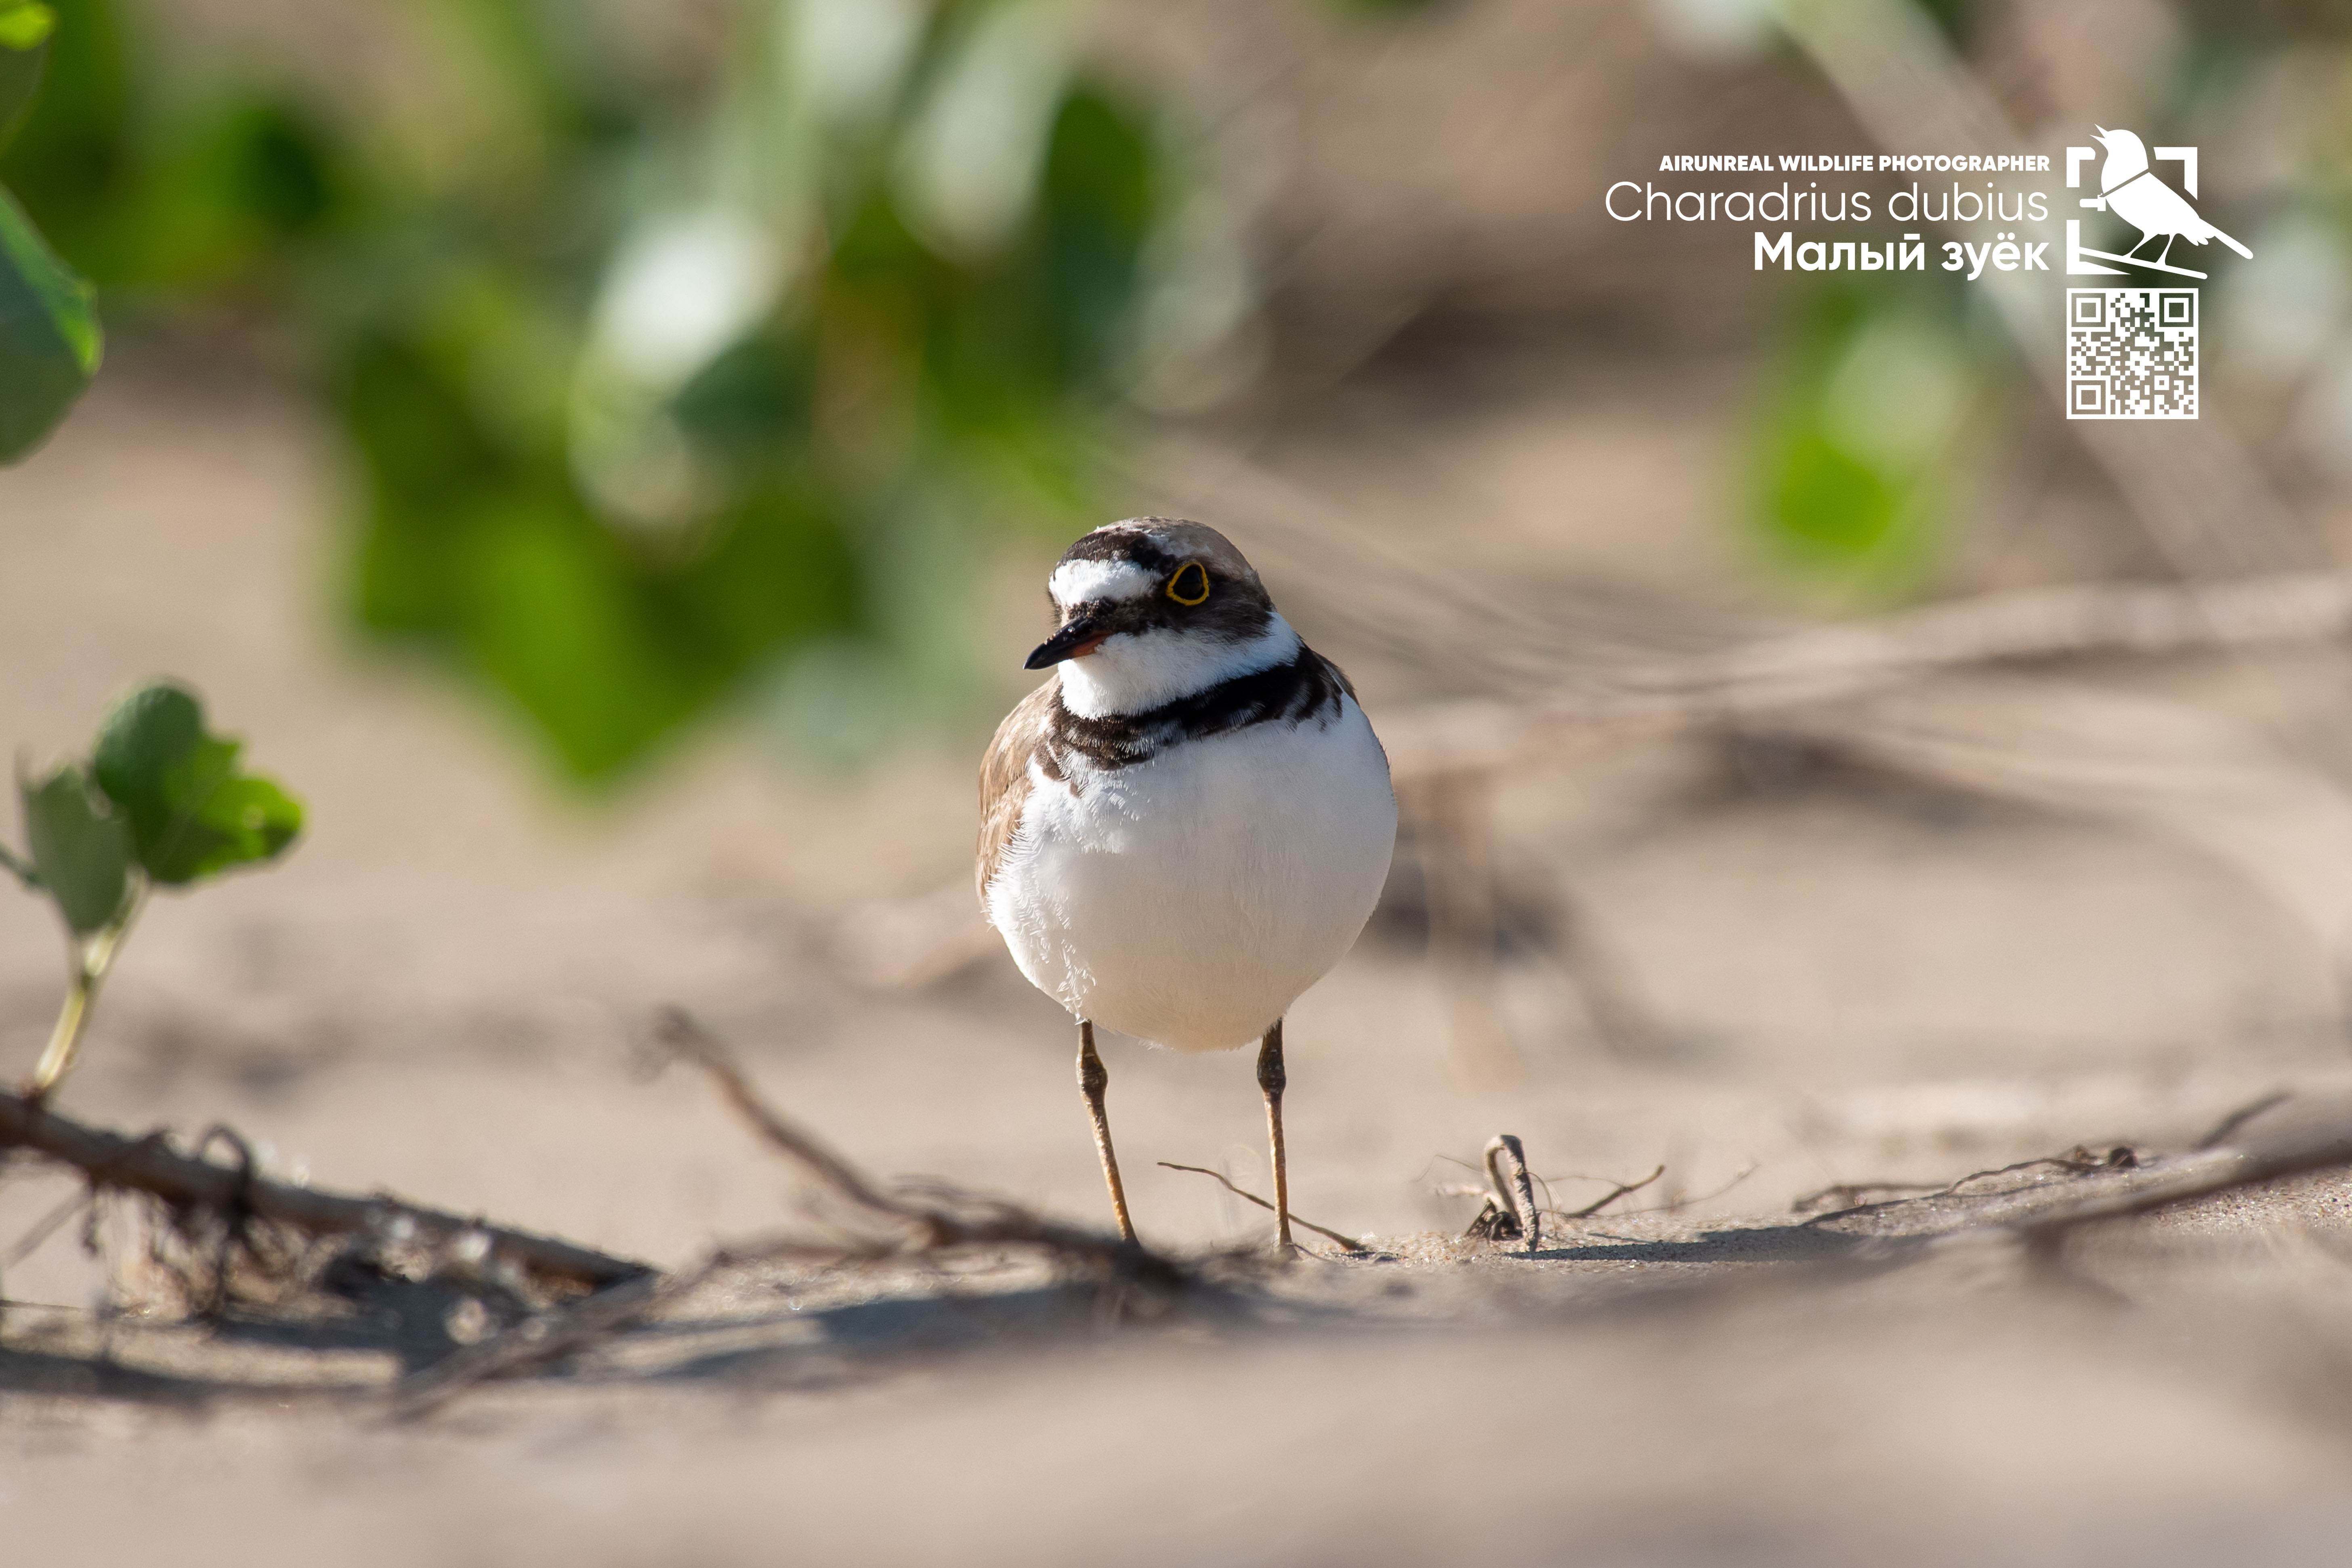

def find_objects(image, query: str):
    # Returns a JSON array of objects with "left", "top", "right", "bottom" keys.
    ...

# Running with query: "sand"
[{"left": 6, "top": 365, "right": 2352, "bottom": 1564}]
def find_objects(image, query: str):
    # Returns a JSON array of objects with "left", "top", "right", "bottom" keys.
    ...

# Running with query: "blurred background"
[
  {"left": 4, "top": 0, "right": 2344, "bottom": 781},
  {"left": 12, "top": 1, "right": 2352, "bottom": 1557},
  {"left": 9, "top": 0, "right": 2352, "bottom": 1239}
]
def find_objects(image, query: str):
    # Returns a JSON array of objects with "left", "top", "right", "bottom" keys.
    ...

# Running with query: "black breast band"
[{"left": 1048, "top": 646, "right": 1348, "bottom": 769}]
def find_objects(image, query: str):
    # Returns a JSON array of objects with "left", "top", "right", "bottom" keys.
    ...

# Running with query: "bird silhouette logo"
[{"left": 2067, "top": 128, "right": 2251, "bottom": 279}]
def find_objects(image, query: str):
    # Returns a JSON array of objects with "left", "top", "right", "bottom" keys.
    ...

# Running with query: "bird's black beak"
[{"left": 1025, "top": 614, "right": 1112, "bottom": 670}]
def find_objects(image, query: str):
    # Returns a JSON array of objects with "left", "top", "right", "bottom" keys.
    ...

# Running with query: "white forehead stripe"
[{"left": 1050, "top": 558, "right": 1157, "bottom": 606}]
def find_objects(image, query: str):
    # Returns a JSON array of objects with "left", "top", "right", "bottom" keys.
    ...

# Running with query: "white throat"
[{"left": 1058, "top": 615, "right": 1302, "bottom": 718}]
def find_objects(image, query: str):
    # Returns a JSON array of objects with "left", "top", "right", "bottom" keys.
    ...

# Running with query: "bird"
[
  {"left": 976, "top": 518, "right": 1397, "bottom": 1249},
  {"left": 2084, "top": 126, "right": 2251, "bottom": 270}
]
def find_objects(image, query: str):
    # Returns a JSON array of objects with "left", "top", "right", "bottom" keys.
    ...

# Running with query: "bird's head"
[
  {"left": 2093, "top": 126, "right": 2150, "bottom": 176},
  {"left": 1028, "top": 518, "right": 1298, "bottom": 717}
]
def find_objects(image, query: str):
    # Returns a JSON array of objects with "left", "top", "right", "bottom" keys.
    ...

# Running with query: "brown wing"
[{"left": 976, "top": 677, "right": 1061, "bottom": 908}]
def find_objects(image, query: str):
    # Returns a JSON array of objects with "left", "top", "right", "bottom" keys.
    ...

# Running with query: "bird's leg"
[
  {"left": 2125, "top": 231, "right": 2163, "bottom": 259},
  {"left": 1077, "top": 1020, "right": 1136, "bottom": 1243},
  {"left": 1257, "top": 1019, "right": 1292, "bottom": 1249},
  {"left": 2155, "top": 232, "right": 2178, "bottom": 269}
]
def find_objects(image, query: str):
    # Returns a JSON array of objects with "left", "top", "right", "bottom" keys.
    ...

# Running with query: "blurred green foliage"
[
  {"left": 1748, "top": 275, "right": 1981, "bottom": 600},
  {"left": 0, "top": 0, "right": 102, "bottom": 462},
  {"left": 5, "top": 0, "right": 1197, "bottom": 781}
]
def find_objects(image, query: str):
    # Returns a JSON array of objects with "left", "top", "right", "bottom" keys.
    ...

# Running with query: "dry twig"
[
  {"left": 651, "top": 1008, "right": 1187, "bottom": 1291},
  {"left": 1613, "top": 1162, "right": 1761, "bottom": 1217},
  {"left": 2196, "top": 1091, "right": 2293, "bottom": 1150},
  {"left": 391, "top": 1009, "right": 1199, "bottom": 1418},
  {"left": 1377, "top": 573, "right": 2352, "bottom": 781},
  {"left": 388, "top": 1265, "right": 699, "bottom": 1421},
  {"left": 1795, "top": 1147, "right": 2138, "bottom": 1222},
  {"left": 1548, "top": 1165, "right": 1666, "bottom": 1222},
  {"left": 1790, "top": 1108, "right": 2352, "bottom": 1248},
  {"left": 1156, "top": 1162, "right": 1367, "bottom": 1253},
  {"left": 2012, "top": 1122, "right": 2352, "bottom": 1244},
  {"left": 2, "top": 1184, "right": 94, "bottom": 1271},
  {"left": 0, "top": 1090, "right": 650, "bottom": 1293}
]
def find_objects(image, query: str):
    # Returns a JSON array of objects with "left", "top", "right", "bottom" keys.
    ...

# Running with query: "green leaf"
[
  {"left": 0, "top": 0, "right": 134, "bottom": 289},
  {"left": 0, "top": 834, "right": 41, "bottom": 887},
  {"left": 90, "top": 680, "right": 304, "bottom": 884},
  {"left": 0, "top": 46, "right": 42, "bottom": 159},
  {"left": 0, "top": 181, "right": 99, "bottom": 461},
  {"left": 18, "top": 761, "right": 128, "bottom": 933},
  {"left": 179, "top": 772, "right": 301, "bottom": 878},
  {"left": 0, "top": 2, "right": 54, "bottom": 51},
  {"left": 0, "top": 6, "right": 49, "bottom": 157},
  {"left": 91, "top": 680, "right": 201, "bottom": 798}
]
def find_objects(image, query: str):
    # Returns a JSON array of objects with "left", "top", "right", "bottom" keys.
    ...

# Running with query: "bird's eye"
[{"left": 1166, "top": 561, "right": 1211, "bottom": 606}]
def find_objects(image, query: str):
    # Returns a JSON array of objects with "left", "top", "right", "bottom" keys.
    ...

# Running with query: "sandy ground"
[{"left": 8, "top": 363, "right": 2352, "bottom": 1563}]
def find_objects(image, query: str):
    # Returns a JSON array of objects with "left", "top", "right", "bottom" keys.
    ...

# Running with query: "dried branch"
[
  {"left": 2012, "top": 1121, "right": 2352, "bottom": 1244},
  {"left": 389, "top": 1264, "right": 697, "bottom": 1421},
  {"left": 3, "top": 1184, "right": 94, "bottom": 1270},
  {"left": 391, "top": 1012, "right": 1203, "bottom": 1419},
  {"left": 652, "top": 1008, "right": 1186, "bottom": 1291},
  {"left": 1547, "top": 1165, "right": 1665, "bottom": 1222},
  {"left": 1796, "top": 1147, "right": 2138, "bottom": 1222},
  {"left": 1380, "top": 571, "right": 2352, "bottom": 781},
  {"left": 2196, "top": 1090, "right": 2293, "bottom": 1150},
  {"left": 1785, "top": 1104, "right": 2352, "bottom": 1247},
  {"left": 0, "top": 1090, "right": 649, "bottom": 1292},
  {"left": 1156, "top": 1162, "right": 1367, "bottom": 1253},
  {"left": 1614, "top": 1162, "right": 1761, "bottom": 1217}
]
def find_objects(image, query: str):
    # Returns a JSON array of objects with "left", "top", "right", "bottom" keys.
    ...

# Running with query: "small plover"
[{"left": 977, "top": 518, "right": 1397, "bottom": 1246}]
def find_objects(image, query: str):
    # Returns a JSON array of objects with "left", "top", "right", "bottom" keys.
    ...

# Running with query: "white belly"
[{"left": 986, "top": 697, "right": 1397, "bottom": 1052}]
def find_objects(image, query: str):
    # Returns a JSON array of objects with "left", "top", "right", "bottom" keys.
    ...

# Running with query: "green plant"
[
  {"left": 4, "top": 681, "right": 303, "bottom": 1100},
  {"left": 0, "top": 0, "right": 101, "bottom": 462},
  {"left": 1747, "top": 274, "right": 1984, "bottom": 602},
  {"left": 3, "top": 0, "right": 1214, "bottom": 783}
]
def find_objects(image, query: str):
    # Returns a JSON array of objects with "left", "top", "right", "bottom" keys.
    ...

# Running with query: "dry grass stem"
[
  {"left": 1155, "top": 1162, "right": 1367, "bottom": 1252},
  {"left": 1549, "top": 1165, "right": 1666, "bottom": 1222},
  {"left": 1795, "top": 1148, "right": 2140, "bottom": 1220},
  {"left": 391, "top": 1010, "right": 1209, "bottom": 1419},
  {"left": 2011, "top": 1121, "right": 2352, "bottom": 1243},
  {"left": 651, "top": 1008, "right": 1188, "bottom": 1291},
  {"left": 389, "top": 1266, "right": 703, "bottom": 1421},
  {"left": 2196, "top": 1090, "right": 2294, "bottom": 1150},
  {"left": 1785, "top": 1108, "right": 2352, "bottom": 1247}
]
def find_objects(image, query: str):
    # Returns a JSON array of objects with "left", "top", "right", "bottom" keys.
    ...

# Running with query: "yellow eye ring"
[{"left": 1166, "top": 561, "right": 1210, "bottom": 606}]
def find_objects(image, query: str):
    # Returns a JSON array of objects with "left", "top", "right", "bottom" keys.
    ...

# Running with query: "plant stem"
[
  {"left": 0, "top": 841, "right": 34, "bottom": 888},
  {"left": 27, "top": 890, "right": 143, "bottom": 1102}
]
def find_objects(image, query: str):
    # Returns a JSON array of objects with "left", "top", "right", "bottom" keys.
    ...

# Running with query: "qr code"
[{"left": 2066, "top": 288, "right": 2197, "bottom": 419}]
